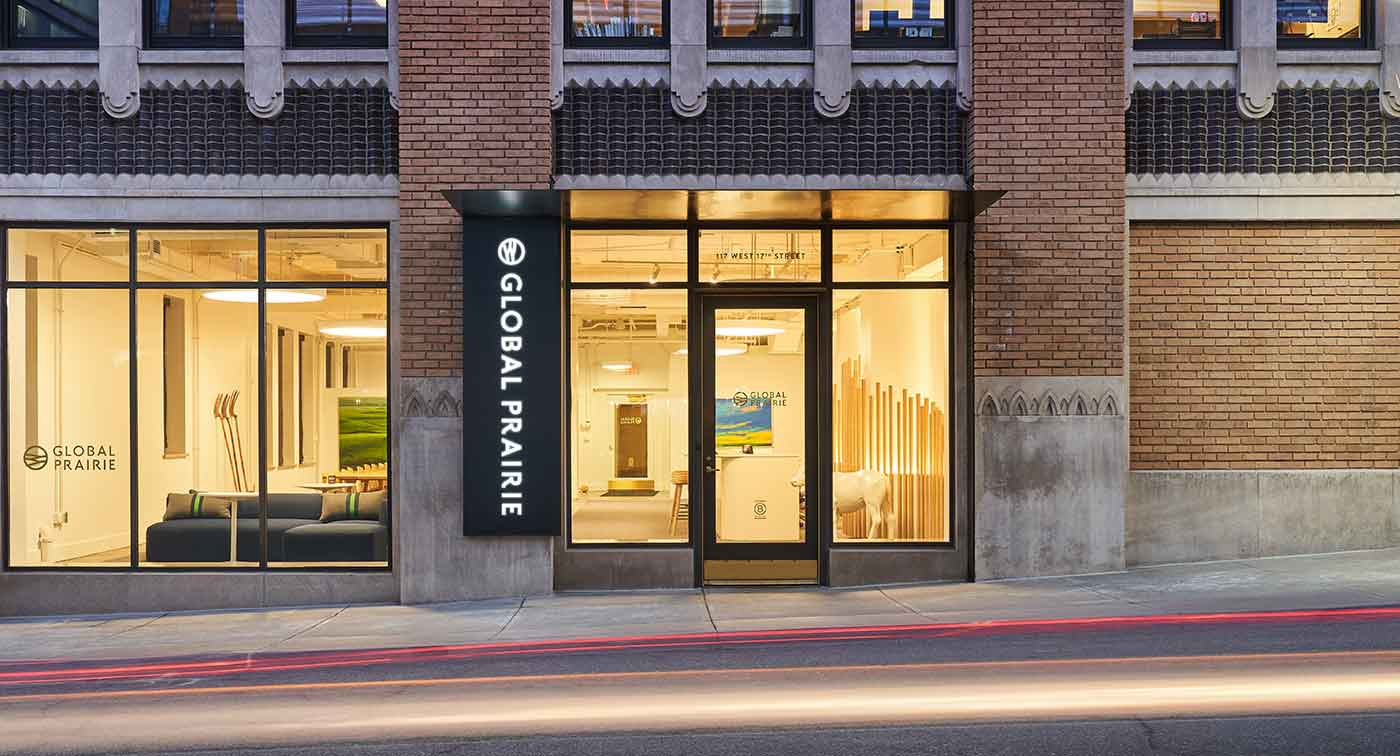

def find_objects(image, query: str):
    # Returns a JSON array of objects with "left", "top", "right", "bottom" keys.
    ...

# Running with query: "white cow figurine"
[{"left": 790, "top": 464, "right": 891, "bottom": 539}]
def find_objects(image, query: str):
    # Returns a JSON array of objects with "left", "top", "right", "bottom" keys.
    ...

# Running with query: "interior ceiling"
[{"left": 567, "top": 190, "right": 957, "bottom": 222}]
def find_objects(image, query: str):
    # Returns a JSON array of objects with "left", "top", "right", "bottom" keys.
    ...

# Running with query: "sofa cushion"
[
  {"left": 163, "top": 493, "right": 234, "bottom": 520},
  {"left": 144, "top": 517, "right": 317, "bottom": 563},
  {"left": 282, "top": 521, "right": 387, "bottom": 562},
  {"left": 319, "top": 490, "right": 387, "bottom": 523}
]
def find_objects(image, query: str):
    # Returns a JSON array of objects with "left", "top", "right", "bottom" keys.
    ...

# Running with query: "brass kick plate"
[{"left": 704, "top": 559, "right": 818, "bottom": 583}]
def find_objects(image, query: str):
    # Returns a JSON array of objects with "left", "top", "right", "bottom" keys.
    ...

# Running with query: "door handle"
[{"left": 705, "top": 465, "right": 718, "bottom": 473}]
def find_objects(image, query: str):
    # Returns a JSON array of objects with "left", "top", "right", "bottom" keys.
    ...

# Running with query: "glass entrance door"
[{"left": 699, "top": 295, "right": 819, "bottom": 581}]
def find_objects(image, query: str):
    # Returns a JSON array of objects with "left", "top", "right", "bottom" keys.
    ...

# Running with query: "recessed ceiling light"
[
  {"left": 715, "top": 319, "right": 785, "bottom": 337},
  {"left": 600, "top": 361, "right": 634, "bottom": 372},
  {"left": 319, "top": 319, "right": 386, "bottom": 339}
]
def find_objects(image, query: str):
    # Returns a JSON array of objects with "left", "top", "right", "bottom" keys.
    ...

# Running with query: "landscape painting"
[
  {"left": 715, "top": 398, "right": 773, "bottom": 447},
  {"left": 338, "top": 397, "right": 388, "bottom": 468}
]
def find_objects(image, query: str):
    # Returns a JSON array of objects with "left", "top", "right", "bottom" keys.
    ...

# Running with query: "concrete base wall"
[
  {"left": 1128, "top": 470, "right": 1400, "bottom": 566},
  {"left": 395, "top": 378, "right": 553, "bottom": 603},
  {"left": 828, "top": 548, "right": 964, "bottom": 587},
  {"left": 554, "top": 543, "right": 694, "bottom": 590},
  {"left": 0, "top": 571, "right": 397, "bottom": 617},
  {"left": 974, "top": 377, "right": 1127, "bottom": 579}
]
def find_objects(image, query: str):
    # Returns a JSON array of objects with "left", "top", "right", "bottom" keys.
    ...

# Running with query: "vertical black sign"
[{"left": 459, "top": 198, "right": 563, "bottom": 536}]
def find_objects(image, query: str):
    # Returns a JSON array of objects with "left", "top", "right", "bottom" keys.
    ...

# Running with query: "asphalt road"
[{"left": 4, "top": 607, "right": 1400, "bottom": 756}]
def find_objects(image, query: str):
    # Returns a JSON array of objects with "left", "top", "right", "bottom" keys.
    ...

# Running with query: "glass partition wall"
[
  {"left": 566, "top": 192, "right": 954, "bottom": 552},
  {"left": 3, "top": 225, "right": 390, "bottom": 569}
]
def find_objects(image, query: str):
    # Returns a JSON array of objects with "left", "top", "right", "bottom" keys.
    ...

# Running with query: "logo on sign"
[
  {"left": 498, "top": 237, "right": 526, "bottom": 266},
  {"left": 23, "top": 445, "right": 47, "bottom": 470},
  {"left": 753, "top": 500, "right": 768, "bottom": 519},
  {"left": 733, "top": 390, "right": 788, "bottom": 407}
]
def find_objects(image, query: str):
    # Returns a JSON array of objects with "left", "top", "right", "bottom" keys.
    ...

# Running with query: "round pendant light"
[
  {"left": 204, "top": 289, "right": 326, "bottom": 304},
  {"left": 319, "top": 319, "right": 387, "bottom": 339}
]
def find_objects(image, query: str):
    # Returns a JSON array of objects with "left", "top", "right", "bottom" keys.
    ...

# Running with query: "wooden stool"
[{"left": 669, "top": 470, "right": 689, "bottom": 536}]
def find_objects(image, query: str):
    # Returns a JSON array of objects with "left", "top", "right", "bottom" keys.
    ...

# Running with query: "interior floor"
[{"left": 571, "top": 493, "right": 688, "bottom": 543}]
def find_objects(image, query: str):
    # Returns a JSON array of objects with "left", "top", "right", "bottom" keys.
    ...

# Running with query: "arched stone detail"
[
  {"left": 977, "top": 393, "right": 1000, "bottom": 417},
  {"left": 430, "top": 391, "right": 462, "bottom": 418},
  {"left": 1009, "top": 392, "right": 1029, "bottom": 417},
  {"left": 1099, "top": 391, "right": 1120, "bottom": 416},
  {"left": 1039, "top": 392, "right": 1058, "bottom": 416}
]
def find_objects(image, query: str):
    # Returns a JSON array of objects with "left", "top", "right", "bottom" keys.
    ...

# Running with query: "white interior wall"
[{"left": 8, "top": 246, "right": 129, "bottom": 564}]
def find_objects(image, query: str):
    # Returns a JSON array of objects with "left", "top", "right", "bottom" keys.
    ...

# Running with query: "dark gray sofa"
[{"left": 144, "top": 493, "right": 389, "bottom": 563}]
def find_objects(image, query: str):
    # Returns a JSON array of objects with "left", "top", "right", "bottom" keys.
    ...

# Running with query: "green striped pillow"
[
  {"left": 163, "top": 492, "right": 233, "bottom": 520},
  {"left": 319, "top": 490, "right": 385, "bottom": 523}
]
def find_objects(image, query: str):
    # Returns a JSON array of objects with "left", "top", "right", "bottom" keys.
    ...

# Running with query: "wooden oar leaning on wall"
[{"left": 834, "top": 357, "right": 948, "bottom": 542}]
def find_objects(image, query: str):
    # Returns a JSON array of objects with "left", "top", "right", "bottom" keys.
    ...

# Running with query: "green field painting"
[{"left": 338, "top": 397, "right": 388, "bottom": 468}]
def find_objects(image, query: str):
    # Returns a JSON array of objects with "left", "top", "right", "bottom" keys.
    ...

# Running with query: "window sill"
[
  {"left": 1133, "top": 50, "right": 1237, "bottom": 65},
  {"left": 563, "top": 48, "right": 669, "bottom": 63},
  {"left": 140, "top": 50, "right": 243, "bottom": 65},
  {"left": 853, "top": 49, "right": 957, "bottom": 65},
  {"left": 138, "top": 49, "right": 391, "bottom": 65},
  {"left": 708, "top": 49, "right": 814, "bottom": 64},
  {"left": 0, "top": 50, "right": 97, "bottom": 65},
  {"left": 1277, "top": 49, "right": 1381, "bottom": 65},
  {"left": 284, "top": 48, "right": 389, "bottom": 64}
]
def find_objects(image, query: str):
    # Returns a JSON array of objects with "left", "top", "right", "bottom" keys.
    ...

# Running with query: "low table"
[{"left": 299, "top": 483, "right": 356, "bottom": 493}]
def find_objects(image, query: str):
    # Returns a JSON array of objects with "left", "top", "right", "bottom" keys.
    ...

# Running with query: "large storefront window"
[
  {"left": 569, "top": 290, "right": 689, "bottom": 544},
  {"left": 4, "top": 225, "right": 390, "bottom": 569},
  {"left": 564, "top": 191, "right": 954, "bottom": 557}
]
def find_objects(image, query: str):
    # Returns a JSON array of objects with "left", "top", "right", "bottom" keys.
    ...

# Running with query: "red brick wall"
[
  {"left": 1131, "top": 223, "right": 1400, "bottom": 470},
  {"left": 970, "top": 1, "right": 1126, "bottom": 375},
  {"left": 399, "top": 0, "right": 554, "bottom": 377}
]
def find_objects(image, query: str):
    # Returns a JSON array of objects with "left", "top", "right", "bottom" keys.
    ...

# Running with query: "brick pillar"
[
  {"left": 969, "top": 1, "right": 1128, "bottom": 578},
  {"left": 396, "top": 0, "right": 555, "bottom": 602}
]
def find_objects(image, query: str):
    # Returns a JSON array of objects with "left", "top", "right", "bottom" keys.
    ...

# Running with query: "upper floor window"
[
  {"left": 1132, "top": 0, "right": 1226, "bottom": 49},
  {"left": 853, "top": 1, "right": 949, "bottom": 47},
  {"left": 711, "top": 0, "right": 808, "bottom": 48},
  {"left": 1278, "top": 0, "right": 1368, "bottom": 48},
  {"left": 3, "top": 0, "right": 98, "bottom": 48},
  {"left": 569, "top": 0, "right": 666, "bottom": 46},
  {"left": 290, "top": 0, "right": 388, "bottom": 47},
  {"left": 147, "top": 0, "right": 244, "bottom": 48}
]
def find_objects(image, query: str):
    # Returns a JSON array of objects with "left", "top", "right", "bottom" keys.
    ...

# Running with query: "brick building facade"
[{"left": 3, "top": 1, "right": 1399, "bottom": 614}]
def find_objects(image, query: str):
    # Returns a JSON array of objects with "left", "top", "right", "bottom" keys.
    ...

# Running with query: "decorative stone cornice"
[
  {"left": 812, "top": 0, "right": 852, "bottom": 117},
  {"left": 976, "top": 389, "right": 1121, "bottom": 418},
  {"left": 1128, "top": 172, "right": 1400, "bottom": 191},
  {"left": 97, "top": 1, "right": 140, "bottom": 118},
  {"left": 0, "top": 173, "right": 401, "bottom": 194},
  {"left": 388, "top": 0, "right": 400, "bottom": 110},
  {"left": 1382, "top": 0, "right": 1400, "bottom": 117},
  {"left": 401, "top": 378, "right": 463, "bottom": 418},
  {"left": 957, "top": 0, "right": 972, "bottom": 110},
  {"left": 669, "top": 0, "right": 707, "bottom": 116},
  {"left": 244, "top": 0, "right": 285, "bottom": 118},
  {"left": 1237, "top": 0, "right": 1277, "bottom": 118},
  {"left": 549, "top": 0, "right": 563, "bottom": 109}
]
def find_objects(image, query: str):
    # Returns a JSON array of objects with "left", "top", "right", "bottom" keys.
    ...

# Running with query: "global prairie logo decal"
[{"left": 22, "top": 443, "right": 118, "bottom": 471}]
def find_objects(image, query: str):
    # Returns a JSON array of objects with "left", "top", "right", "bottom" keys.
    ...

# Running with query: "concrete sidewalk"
[{"left": 4, "top": 547, "right": 1400, "bottom": 663}]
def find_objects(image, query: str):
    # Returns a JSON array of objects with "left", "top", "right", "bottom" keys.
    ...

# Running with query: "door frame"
[{"left": 694, "top": 291, "right": 825, "bottom": 569}]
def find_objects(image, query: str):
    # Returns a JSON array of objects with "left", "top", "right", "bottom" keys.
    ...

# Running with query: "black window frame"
[
  {"left": 0, "top": 221, "right": 393, "bottom": 573},
  {"left": 565, "top": 0, "right": 669, "bottom": 49},
  {"left": 562, "top": 194, "right": 958, "bottom": 555},
  {"left": 143, "top": 0, "right": 246, "bottom": 50},
  {"left": 286, "top": 0, "right": 388, "bottom": 49},
  {"left": 2, "top": 0, "right": 99, "bottom": 50},
  {"left": 850, "top": 0, "right": 954, "bottom": 50},
  {"left": 708, "top": 0, "right": 813, "bottom": 50},
  {"left": 1276, "top": 0, "right": 1373, "bottom": 49},
  {"left": 1131, "top": 0, "right": 1231, "bottom": 51}
]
